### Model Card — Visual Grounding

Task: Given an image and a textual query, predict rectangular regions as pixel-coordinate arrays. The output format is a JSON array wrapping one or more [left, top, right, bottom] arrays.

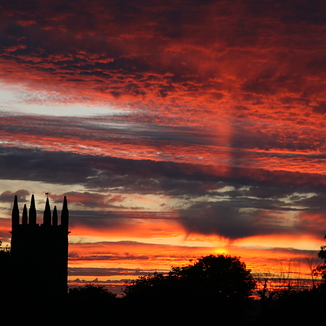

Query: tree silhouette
[[68, 283, 117, 307], [314, 235, 326, 285], [67, 284, 118, 322], [125, 255, 255, 301], [124, 255, 256, 322]]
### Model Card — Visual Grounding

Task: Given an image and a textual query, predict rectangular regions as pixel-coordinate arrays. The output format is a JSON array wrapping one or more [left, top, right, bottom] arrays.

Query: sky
[[0, 0, 325, 294]]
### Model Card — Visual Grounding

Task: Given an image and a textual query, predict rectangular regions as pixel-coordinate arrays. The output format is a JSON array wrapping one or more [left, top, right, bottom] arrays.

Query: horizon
[[0, 0, 325, 295]]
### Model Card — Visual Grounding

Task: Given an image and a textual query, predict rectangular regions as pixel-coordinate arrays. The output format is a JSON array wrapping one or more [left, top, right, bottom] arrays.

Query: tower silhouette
[[11, 195, 69, 303]]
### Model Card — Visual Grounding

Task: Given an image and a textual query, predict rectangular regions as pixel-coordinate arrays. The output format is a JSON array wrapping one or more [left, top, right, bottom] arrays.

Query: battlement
[[12, 194, 69, 230]]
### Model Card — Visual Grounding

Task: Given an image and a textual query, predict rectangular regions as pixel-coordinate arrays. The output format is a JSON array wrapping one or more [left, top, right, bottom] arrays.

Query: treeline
[[66, 253, 326, 324], [1, 244, 326, 323]]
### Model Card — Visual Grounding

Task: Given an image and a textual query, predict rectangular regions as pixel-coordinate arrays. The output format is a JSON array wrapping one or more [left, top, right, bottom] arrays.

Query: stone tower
[[11, 195, 69, 303]]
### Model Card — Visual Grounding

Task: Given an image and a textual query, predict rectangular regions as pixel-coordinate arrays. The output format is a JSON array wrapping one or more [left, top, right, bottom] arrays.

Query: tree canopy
[[314, 237, 326, 284], [67, 284, 118, 322], [124, 254, 256, 305]]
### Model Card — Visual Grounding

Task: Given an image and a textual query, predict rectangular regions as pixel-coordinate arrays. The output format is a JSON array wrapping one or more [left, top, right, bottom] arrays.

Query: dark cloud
[[180, 203, 256, 239], [0, 146, 324, 200], [50, 191, 125, 209], [175, 178, 326, 240], [0, 147, 96, 185], [68, 267, 150, 277], [0, 189, 30, 202]]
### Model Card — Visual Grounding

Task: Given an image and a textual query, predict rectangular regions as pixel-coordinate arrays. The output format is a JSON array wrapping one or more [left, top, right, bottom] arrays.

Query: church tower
[[11, 195, 70, 303]]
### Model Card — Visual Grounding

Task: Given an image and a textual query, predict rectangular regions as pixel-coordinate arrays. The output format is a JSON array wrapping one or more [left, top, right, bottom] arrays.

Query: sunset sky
[[0, 0, 325, 293]]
